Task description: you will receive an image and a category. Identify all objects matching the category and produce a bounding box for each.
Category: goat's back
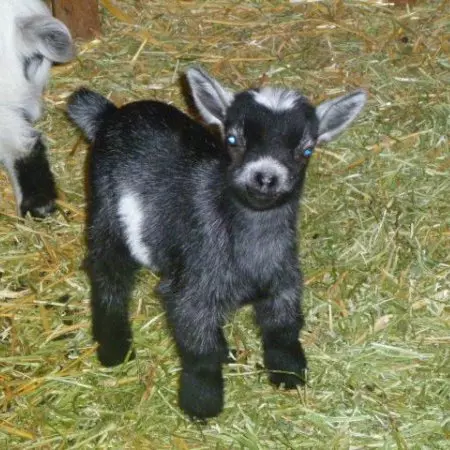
[88,100,228,272]
[90,100,223,188]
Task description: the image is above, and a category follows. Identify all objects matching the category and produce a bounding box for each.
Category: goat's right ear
[186,68,234,131]
[18,15,74,63]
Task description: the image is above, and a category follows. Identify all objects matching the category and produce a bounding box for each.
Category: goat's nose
[254,171,278,191]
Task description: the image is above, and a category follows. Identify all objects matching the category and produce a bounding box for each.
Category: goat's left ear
[19,15,74,63]
[186,67,234,132]
[315,90,367,144]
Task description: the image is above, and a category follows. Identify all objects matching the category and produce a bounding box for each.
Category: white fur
[0,0,72,213]
[3,159,23,208]
[250,88,301,112]
[118,192,152,266]
[0,0,54,161]
[237,156,289,187]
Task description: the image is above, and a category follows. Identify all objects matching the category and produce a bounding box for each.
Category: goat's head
[187,68,367,210]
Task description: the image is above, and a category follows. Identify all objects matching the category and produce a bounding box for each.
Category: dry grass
[1,0,449,448]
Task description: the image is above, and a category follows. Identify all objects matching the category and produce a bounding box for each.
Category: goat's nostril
[255,172,264,187]
[267,176,277,188]
[254,171,278,189]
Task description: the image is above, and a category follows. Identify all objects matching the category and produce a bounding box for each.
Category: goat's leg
[165,293,228,419]
[87,238,138,367]
[10,136,57,218]
[254,287,307,388]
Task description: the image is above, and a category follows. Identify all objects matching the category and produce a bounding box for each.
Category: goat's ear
[316,90,367,144]
[186,68,234,130]
[18,15,74,63]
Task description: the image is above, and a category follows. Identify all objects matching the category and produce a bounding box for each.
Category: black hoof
[179,369,224,420]
[20,196,56,218]
[265,343,308,389]
[97,340,135,367]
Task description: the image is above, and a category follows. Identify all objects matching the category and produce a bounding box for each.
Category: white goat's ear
[18,15,74,63]
[186,67,234,131]
[316,90,367,144]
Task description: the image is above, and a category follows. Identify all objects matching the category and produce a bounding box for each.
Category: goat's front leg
[9,135,57,218]
[165,292,229,420]
[254,286,307,389]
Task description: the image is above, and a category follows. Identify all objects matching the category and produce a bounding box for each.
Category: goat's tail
[67,88,117,142]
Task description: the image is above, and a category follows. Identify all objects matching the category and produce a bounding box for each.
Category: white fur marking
[237,156,289,187]
[251,88,300,112]
[118,193,151,266]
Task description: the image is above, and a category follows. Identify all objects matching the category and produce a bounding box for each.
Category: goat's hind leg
[87,236,139,367]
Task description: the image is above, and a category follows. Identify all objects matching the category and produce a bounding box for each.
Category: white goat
[0,0,73,217]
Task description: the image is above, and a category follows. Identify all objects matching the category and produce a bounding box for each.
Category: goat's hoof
[269,369,307,389]
[97,342,135,367]
[265,345,308,389]
[20,197,56,218]
[179,369,224,420]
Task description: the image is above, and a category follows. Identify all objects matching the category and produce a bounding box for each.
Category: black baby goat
[67,68,366,419]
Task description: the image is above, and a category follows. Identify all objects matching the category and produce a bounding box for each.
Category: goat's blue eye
[227,135,237,146]
[303,148,313,157]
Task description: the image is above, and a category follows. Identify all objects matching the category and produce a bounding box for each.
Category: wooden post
[52,0,101,39]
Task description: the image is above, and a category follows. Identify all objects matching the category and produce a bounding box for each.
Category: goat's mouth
[237,186,283,210]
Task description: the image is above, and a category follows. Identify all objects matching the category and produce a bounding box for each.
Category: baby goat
[68,68,366,419]
[0,0,73,217]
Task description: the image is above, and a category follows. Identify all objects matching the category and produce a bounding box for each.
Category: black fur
[14,136,57,218]
[67,69,366,419]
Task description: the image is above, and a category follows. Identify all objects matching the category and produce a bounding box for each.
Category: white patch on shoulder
[118,192,151,266]
[250,87,301,112]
